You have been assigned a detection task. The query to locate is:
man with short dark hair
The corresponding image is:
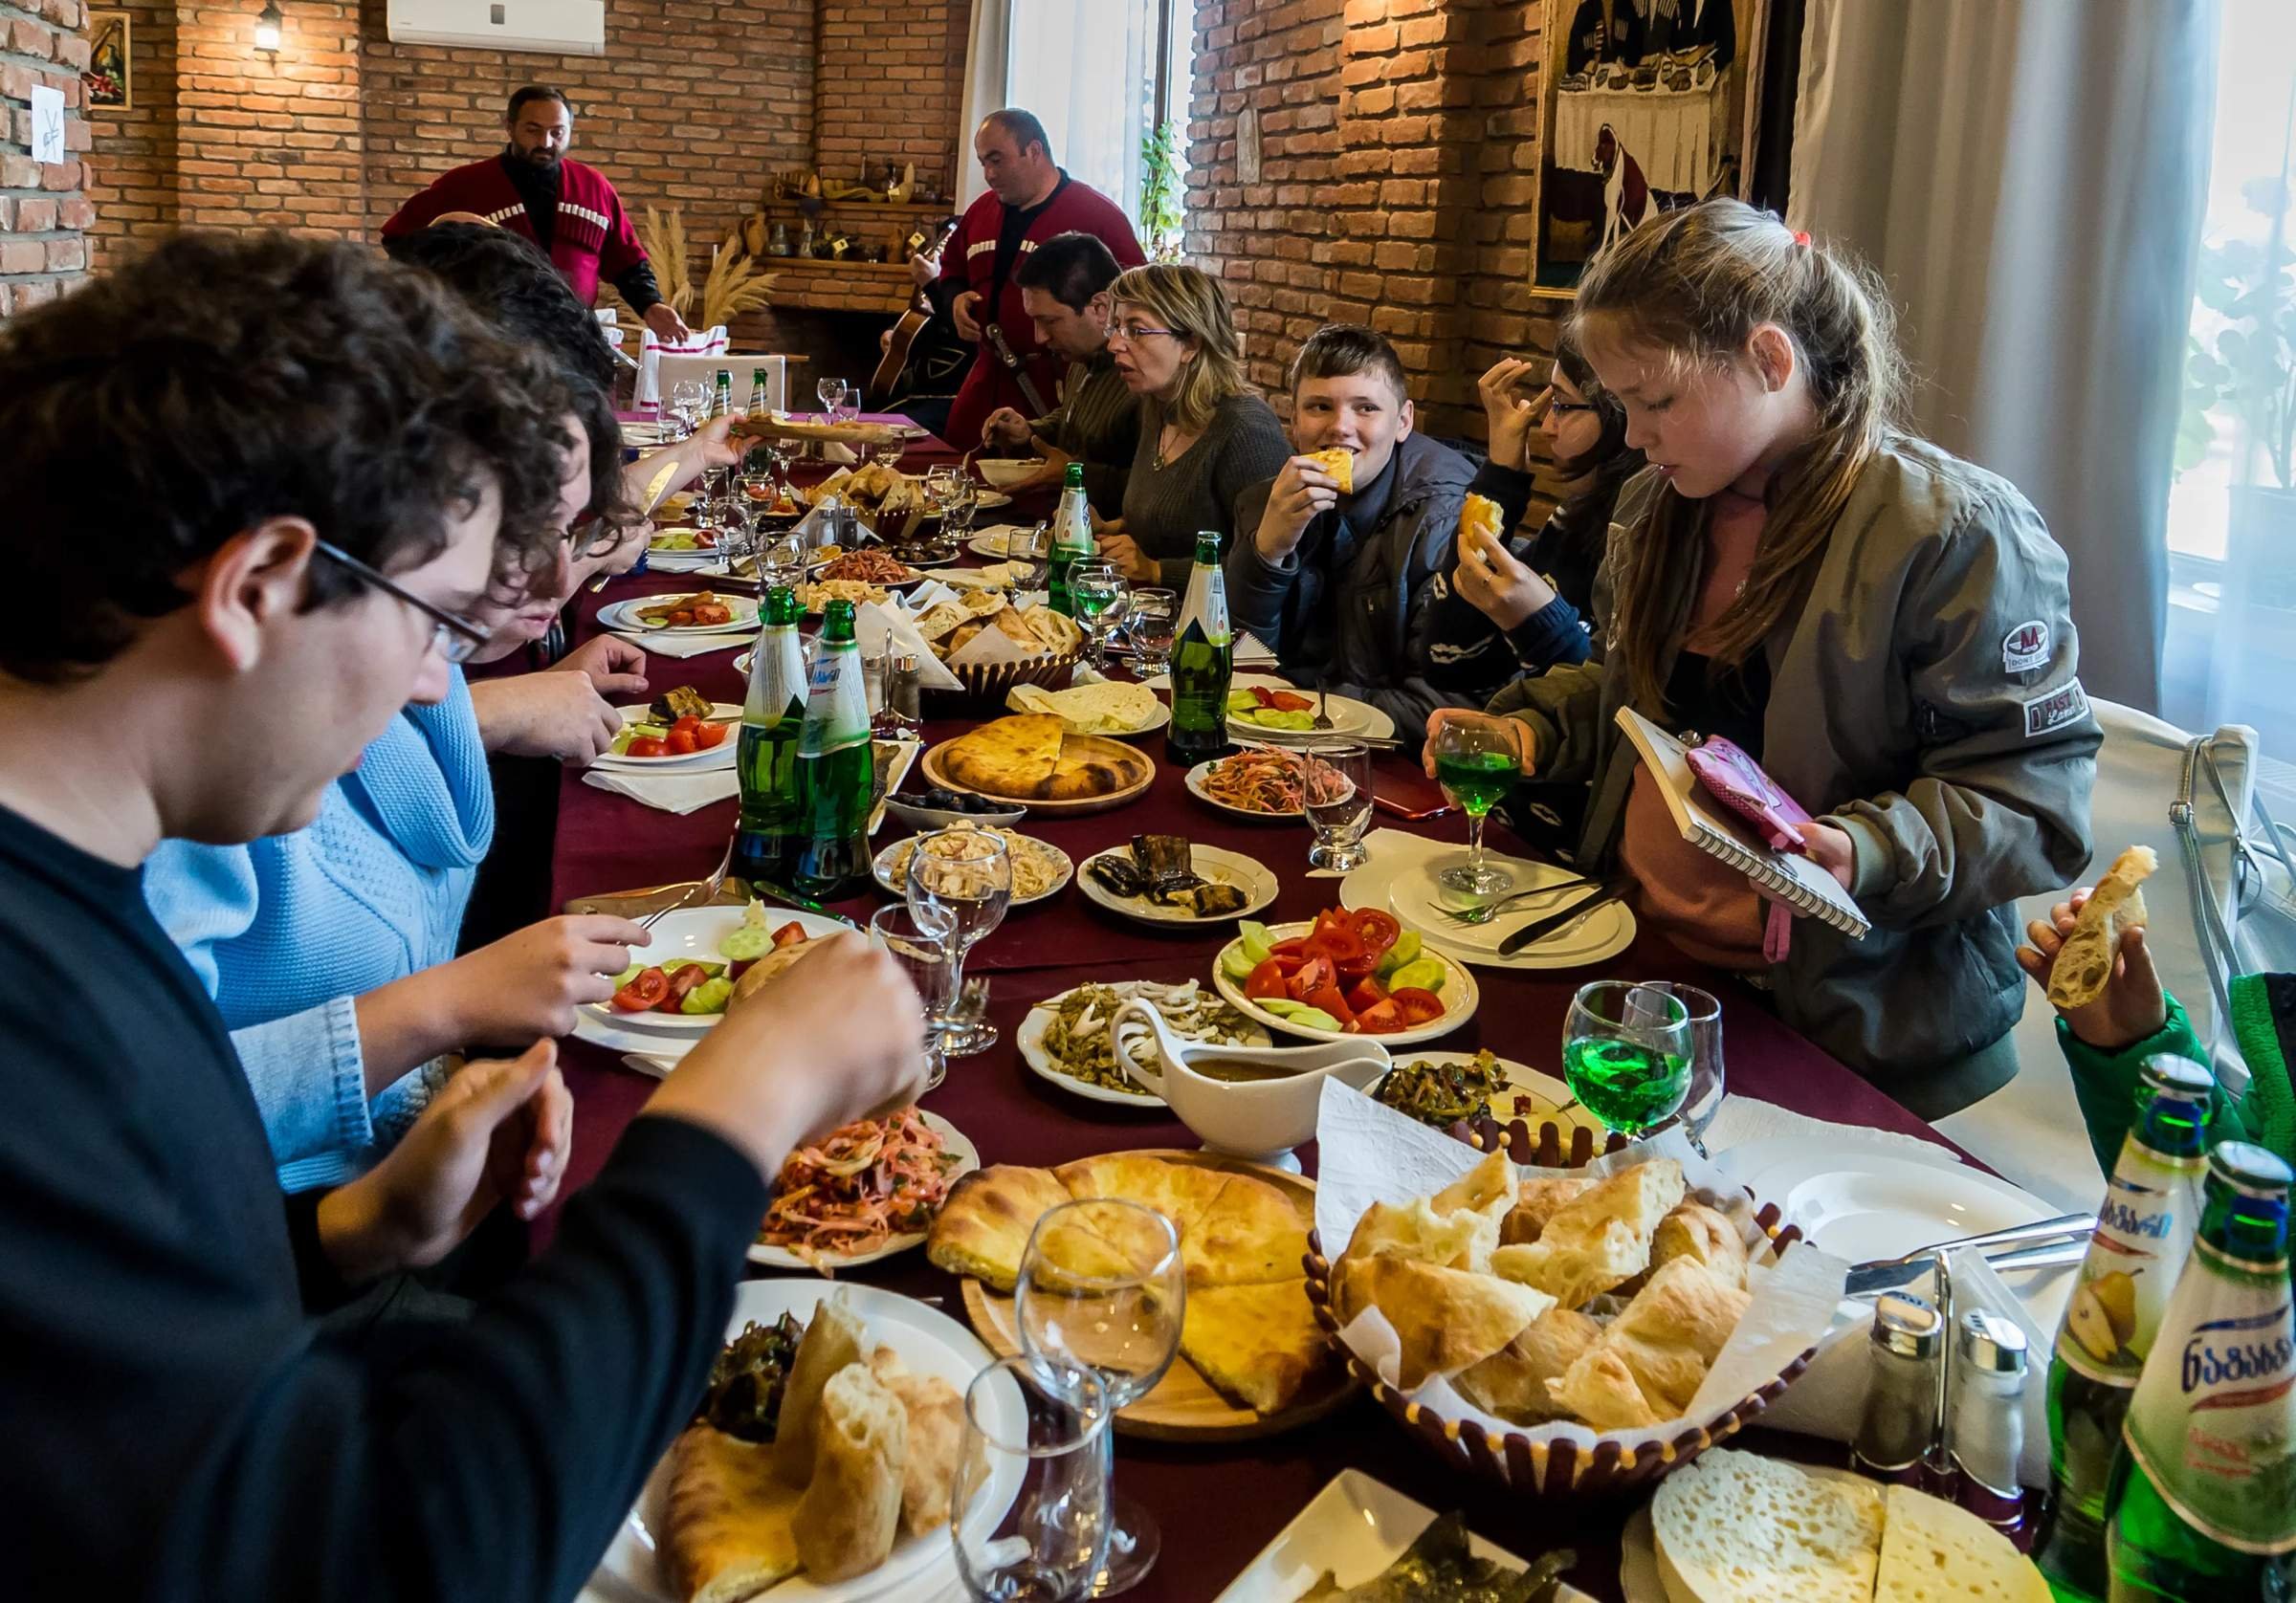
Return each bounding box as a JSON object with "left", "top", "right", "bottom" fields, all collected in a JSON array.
[
  {"left": 981, "top": 231, "right": 1138, "bottom": 505},
  {"left": 0, "top": 231, "right": 925, "bottom": 1600},
  {"left": 1227, "top": 323, "right": 1480, "bottom": 728},
  {"left": 915, "top": 107, "right": 1145, "bottom": 452},
  {"left": 382, "top": 84, "right": 690, "bottom": 341}
]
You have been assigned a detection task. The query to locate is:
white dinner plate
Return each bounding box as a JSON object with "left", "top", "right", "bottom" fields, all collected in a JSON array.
[
  {"left": 596, "top": 593, "right": 762, "bottom": 634},
  {"left": 1743, "top": 1150, "right": 2057, "bottom": 1264},
  {"left": 575, "top": 905, "right": 853, "bottom": 1040},
  {"left": 1184, "top": 757, "right": 1305, "bottom": 821},
  {"left": 641, "top": 548, "right": 722, "bottom": 573},
  {"left": 1223, "top": 672, "right": 1397, "bottom": 744},
  {"left": 969, "top": 527, "right": 1048, "bottom": 562},
  {"left": 586, "top": 703, "right": 741, "bottom": 772},
  {"left": 1338, "top": 845, "right": 1637, "bottom": 972},
  {"left": 1377, "top": 1049, "right": 1609, "bottom": 1143},
  {"left": 1015, "top": 983, "right": 1274, "bottom": 1108},
  {"left": 1211, "top": 1468, "right": 1533, "bottom": 1601},
  {"left": 586, "top": 1280, "right": 1022, "bottom": 1603},
  {"left": 1210, "top": 920, "right": 1479, "bottom": 1047},
  {"left": 746, "top": 1111, "right": 982, "bottom": 1270},
  {"left": 1075, "top": 844, "right": 1279, "bottom": 926},
  {"left": 870, "top": 831, "right": 1073, "bottom": 907}
]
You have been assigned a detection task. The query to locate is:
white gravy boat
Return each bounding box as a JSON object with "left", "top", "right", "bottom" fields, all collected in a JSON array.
[{"left": 1110, "top": 999, "right": 1391, "bottom": 1171}]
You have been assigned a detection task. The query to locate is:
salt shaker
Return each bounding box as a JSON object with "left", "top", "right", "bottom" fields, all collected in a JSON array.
[
  {"left": 1948, "top": 1308, "right": 2030, "bottom": 1534},
  {"left": 886, "top": 652, "right": 923, "bottom": 732},
  {"left": 1850, "top": 1290, "right": 1943, "bottom": 1484}
]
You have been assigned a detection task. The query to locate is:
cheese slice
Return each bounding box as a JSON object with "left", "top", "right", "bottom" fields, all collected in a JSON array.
[
  {"left": 1875, "top": 1482, "right": 2050, "bottom": 1603},
  {"left": 1650, "top": 1448, "right": 1882, "bottom": 1603}
]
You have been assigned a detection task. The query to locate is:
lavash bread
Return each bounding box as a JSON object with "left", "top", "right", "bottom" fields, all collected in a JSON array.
[
  {"left": 1453, "top": 1305, "right": 1603, "bottom": 1424},
  {"left": 1501, "top": 1175, "right": 1597, "bottom": 1245},
  {"left": 865, "top": 1349, "right": 969, "bottom": 1538},
  {"left": 793, "top": 1364, "right": 908, "bottom": 1580},
  {"left": 1331, "top": 1254, "right": 1556, "bottom": 1391},
  {"left": 1546, "top": 1257, "right": 1752, "bottom": 1428},
  {"left": 1651, "top": 1202, "right": 1752, "bottom": 1290},
  {"left": 1490, "top": 1158, "right": 1687, "bottom": 1307},
  {"left": 2047, "top": 845, "right": 2157, "bottom": 1009},
  {"left": 1651, "top": 1448, "right": 1885, "bottom": 1603}
]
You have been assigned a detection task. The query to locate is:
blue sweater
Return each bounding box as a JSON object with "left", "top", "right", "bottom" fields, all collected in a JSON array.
[{"left": 144, "top": 670, "right": 495, "bottom": 1191}]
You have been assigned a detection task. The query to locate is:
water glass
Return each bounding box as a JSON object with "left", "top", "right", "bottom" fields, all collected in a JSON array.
[
  {"left": 870, "top": 435, "right": 905, "bottom": 471},
  {"left": 1640, "top": 980, "right": 1724, "bottom": 1153},
  {"left": 668, "top": 380, "right": 708, "bottom": 438},
  {"left": 1123, "top": 587, "right": 1177, "bottom": 674},
  {"left": 905, "top": 827, "right": 1011, "bottom": 1055},
  {"left": 1003, "top": 520, "right": 1050, "bottom": 599},
  {"left": 815, "top": 375, "right": 849, "bottom": 418},
  {"left": 868, "top": 904, "right": 951, "bottom": 1092},
  {"left": 1430, "top": 717, "right": 1519, "bottom": 897},
  {"left": 1016, "top": 1199, "right": 1183, "bottom": 1594},
  {"left": 941, "top": 474, "right": 982, "bottom": 541},
  {"left": 1069, "top": 560, "right": 1128, "bottom": 670},
  {"left": 1562, "top": 980, "right": 1692, "bottom": 1139},
  {"left": 1300, "top": 739, "right": 1373, "bottom": 871},
  {"left": 951, "top": 1356, "right": 1111, "bottom": 1603}
]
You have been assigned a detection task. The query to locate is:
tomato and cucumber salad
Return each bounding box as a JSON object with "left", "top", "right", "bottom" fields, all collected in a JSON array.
[
  {"left": 1219, "top": 908, "right": 1450, "bottom": 1034},
  {"left": 617, "top": 713, "right": 730, "bottom": 760},
  {"left": 607, "top": 918, "right": 809, "bottom": 1016}
]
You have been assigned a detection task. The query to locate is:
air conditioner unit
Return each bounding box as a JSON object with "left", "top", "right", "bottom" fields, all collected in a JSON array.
[{"left": 385, "top": 0, "right": 605, "bottom": 55}]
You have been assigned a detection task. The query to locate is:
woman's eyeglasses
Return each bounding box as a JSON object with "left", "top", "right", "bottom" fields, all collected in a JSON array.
[
  {"left": 1105, "top": 321, "right": 1180, "bottom": 346},
  {"left": 1548, "top": 398, "right": 1598, "bottom": 416},
  {"left": 311, "top": 538, "right": 493, "bottom": 664}
]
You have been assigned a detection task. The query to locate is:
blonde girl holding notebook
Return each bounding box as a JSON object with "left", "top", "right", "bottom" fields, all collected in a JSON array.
[{"left": 1422, "top": 199, "right": 2099, "bottom": 1117}]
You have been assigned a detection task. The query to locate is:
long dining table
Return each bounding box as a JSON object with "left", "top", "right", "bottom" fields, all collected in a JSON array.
[{"left": 540, "top": 428, "right": 1963, "bottom": 1601}]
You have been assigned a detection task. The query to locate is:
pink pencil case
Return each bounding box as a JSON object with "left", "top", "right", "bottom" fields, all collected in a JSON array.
[{"left": 1684, "top": 734, "right": 1813, "bottom": 962}]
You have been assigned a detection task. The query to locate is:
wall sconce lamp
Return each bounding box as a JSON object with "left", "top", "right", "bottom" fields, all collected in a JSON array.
[{"left": 254, "top": 0, "right": 282, "bottom": 55}]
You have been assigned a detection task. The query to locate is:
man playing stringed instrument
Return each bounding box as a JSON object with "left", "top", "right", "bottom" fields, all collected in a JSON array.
[{"left": 978, "top": 231, "right": 1140, "bottom": 507}]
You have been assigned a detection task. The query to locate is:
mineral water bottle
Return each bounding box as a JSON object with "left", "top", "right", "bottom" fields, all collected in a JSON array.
[
  {"left": 2103, "top": 1140, "right": 2296, "bottom": 1600},
  {"left": 1165, "top": 530, "right": 1232, "bottom": 768},
  {"left": 791, "top": 599, "right": 874, "bottom": 897},
  {"left": 747, "top": 366, "right": 771, "bottom": 417},
  {"left": 1046, "top": 461, "right": 1094, "bottom": 617},
  {"left": 714, "top": 367, "right": 734, "bottom": 421},
  {"left": 2038, "top": 1056, "right": 2216, "bottom": 1601},
  {"left": 732, "top": 585, "right": 806, "bottom": 886}
]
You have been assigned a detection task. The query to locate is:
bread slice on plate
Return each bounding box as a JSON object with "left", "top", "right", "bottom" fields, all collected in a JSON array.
[
  {"left": 662, "top": 1425, "right": 804, "bottom": 1603},
  {"left": 2046, "top": 844, "right": 2156, "bottom": 1010},
  {"left": 1650, "top": 1448, "right": 1884, "bottom": 1603},
  {"left": 1180, "top": 1277, "right": 1334, "bottom": 1413},
  {"left": 926, "top": 1164, "right": 1075, "bottom": 1292},
  {"left": 1182, "top": 1169, "right": 1308, "bottom": 1286}
]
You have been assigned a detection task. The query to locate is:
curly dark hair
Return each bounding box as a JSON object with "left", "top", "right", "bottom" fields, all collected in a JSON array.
[
  {"left": 383, "top": 222, "right": 631, "bottom": 545},
  {"left": 0, "top": 231, "right": 579, "bottom": 684}
]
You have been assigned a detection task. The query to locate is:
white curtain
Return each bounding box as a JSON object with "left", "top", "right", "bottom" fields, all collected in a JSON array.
[
  {"left": 1005, "top": 0, "right": 1162, "bottom": 219},
  {"left": 1789, "top": 0, "right": 2220, "bottom": 713},
  {"left": 957, "top": 0, "right": 1013, "bottom": 208}
]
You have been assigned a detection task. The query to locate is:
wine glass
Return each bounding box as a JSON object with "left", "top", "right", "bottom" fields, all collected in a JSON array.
[
  {"left": 1299, "top": 739, "right": 1373, "bottom": 871},
  {"left": 940, "top": 474, "right": 982, "bottom": 543},
  {"left": 668, "top": 380, "right": 708, "bottom": 440},
  {"left": 1123, "top": 586, "right": 1177, "bottom": 675},
  {"left": 905, "top": 827, "right": 1010, "bottom": 1055},
  {"left": 1562, "top": 980, "right": 1692, "bottom": 1139},
  {"left": 1069, "top": 560, "right": 1128, "bottom": 670},
  {"left": 869, "top": 904, "right": 952, "bottom": 1092},
  {"left": 815, "top": 375, "right": 848, "bottom": 420},
  {"left": 950, "top": 1355, "right": 1111, "bottom": 1603},
  {"left": 870, "top": 435, "right": 905, "bottom": 471},
  {"left": 1016, "top": 1199, "right": 1183, "bottom": 1595},
  {"left": 1004, "top": 519, "right": 1050, "bottom": 600},
  {"left": 1430, "top": 717, "right": 1521, "bottom": 897},
  {"left": 1640, "top": 980, "right": 1724, "bottom": 1155}
]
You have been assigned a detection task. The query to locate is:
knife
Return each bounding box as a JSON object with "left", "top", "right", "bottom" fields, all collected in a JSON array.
[
  {"left": 746, "top": 876, "right": 863, "bottom": 930},
  {"left": 1845, "top": 1236, "right": 2089, "bottom": 1299},
  {"left": 1495, "top": 886, "right": 1623, "bottom": 955}
]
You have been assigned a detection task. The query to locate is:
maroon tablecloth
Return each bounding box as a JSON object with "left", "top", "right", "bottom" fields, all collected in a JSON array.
[{"left": 541, "top": 443, "right": 1954, "bottom": 1600}]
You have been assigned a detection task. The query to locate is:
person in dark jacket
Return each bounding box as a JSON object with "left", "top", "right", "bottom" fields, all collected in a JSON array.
[{"left": 1226, "top": 324, "right": 1477, "bottom": 731}]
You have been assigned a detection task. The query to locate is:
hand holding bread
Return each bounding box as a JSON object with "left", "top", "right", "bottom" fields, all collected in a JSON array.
[{"left": 2015, "top": 846, "right": 2170, "bottom": 1051}]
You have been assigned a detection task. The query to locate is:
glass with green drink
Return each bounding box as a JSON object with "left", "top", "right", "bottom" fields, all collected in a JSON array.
[
  {"left": 1430, "top": 717, "right": 1520, "bottom": 896},
  {"left": 1562, "top": 980, "right": 1692, "bottom": 1137}
]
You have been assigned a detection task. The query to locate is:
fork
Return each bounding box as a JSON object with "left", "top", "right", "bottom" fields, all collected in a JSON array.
[
  {"left": 1435, "top": 871, "right": 1600, "bottom": 926},
  {"left": 638, "top": 835, "right": 737, "bottom": 932},
  {"left": 1312, "top": 683, "right": 1335, "bottom": 732}
]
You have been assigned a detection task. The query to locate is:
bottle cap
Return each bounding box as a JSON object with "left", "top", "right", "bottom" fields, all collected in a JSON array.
[
  {"left": 2140, "top": 1055, "right": 2216, "bottom": 1099},
  {"left": 1869, "top": 1291, "right": 1941, "bottom": 1360},
  {"left": 2210, "top": 1140, "right": 2295, "bottom": 1196},
  {"left": 1955, "top": 1309, "right": 2027, "bottom": 1374}
]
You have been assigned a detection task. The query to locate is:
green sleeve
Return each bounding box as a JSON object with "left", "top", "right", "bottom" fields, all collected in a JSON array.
[{"left": 2056, "top": 993, "right": 2248, "bottom": 1179}]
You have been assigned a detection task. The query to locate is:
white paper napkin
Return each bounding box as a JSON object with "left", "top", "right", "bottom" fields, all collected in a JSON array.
[
  {"left": 607, "top": 629, "right": 749, "bottom": 660},
  {"left": 1706, "top": 1095, "right": 1961, "bottom": 1171},
  {"left": 860, "top": 600, "right": 962, "bottom": 691},
  {"left": 581, "top": 765, "right": 740, "bottom": 814}
]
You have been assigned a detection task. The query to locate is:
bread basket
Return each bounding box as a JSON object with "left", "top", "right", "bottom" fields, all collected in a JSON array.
[
  {"left": 1301, "top": 1113, "right": 1817, "bottom": 1501},
  {"left": 936, "top": 650, "right": 1084, "bottom": 700}
]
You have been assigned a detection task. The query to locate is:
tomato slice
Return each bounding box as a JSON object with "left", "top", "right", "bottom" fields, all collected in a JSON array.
[
  {"left": 1267, "top": 690, "right": 1314, "bottom": 712},
  {"left": 771, "top": 920, "right": 808, "bottom": 948},
  {"left": 1245, "top": 958, "right": 1291, "bottom": 1000},
  {"left": 1300, "top": 983, "right": 1354, "bottom": 1025},
  {"left": 1267, "top": 936, "right": 1311, "bottom": 962},
  {"left": 694, "top": 721, "right": 728, "bottom": 750},
  {"left": 626, "top": 736, "right": 668, "bottom": 758},
  {"left": 1347, "top": 909, "right": 1402, "bottom": 956},
  {"left": 659, "top": 960, "right": 711, "bottom": 1011},
  {"left": 672, "top": 714, "right": 702, "bottom": 736},
  {"left": 1284, "top": 955, "right": 1336, "bottom": 1000},
  {"left": 1391, "top": 986, "right": 1446, "bottom": 1024},
  {"left": 1304, "top": 926, "right": 1365, "bottom": 965},
  {"left": 726, "top": 957, "right": 755, "bottom": 981},
  {"left": 1353, "top": 999, "right": 1405, "bottom": 1033},
  {"left": 1345, "top": 976, "right": 1388, "bottom": 1015},
  {"left": 666, "top": 727, "right": 698, "bottom": 755},
  {"left": 611, "top": 966, "right": 670, "bottom": 1012},
  {"left": 1251, "top": 686, "right": 1279, "bottom": 707}
]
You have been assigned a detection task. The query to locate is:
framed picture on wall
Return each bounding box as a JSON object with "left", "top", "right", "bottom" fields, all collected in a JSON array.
[
  {"left": 1530, "top": 0, "right": 1772, "bottom": 298},
  {"left": 85, "top": 11, "right": 130, "bottom": 111}
]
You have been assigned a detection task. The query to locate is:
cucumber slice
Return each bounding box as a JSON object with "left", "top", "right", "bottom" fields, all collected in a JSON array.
[
  {"left": 1376, "top": 929, "right": 1423, "bottom": 978},
  {"left": 1219, "top": 943, "right": 1258, "bottom": 982},
  {"left": 1238, "top": 920, "right": 1273, "bottom": 966},
  {"left": 1388, "top": 955, "right": 1446, "bottom": 994}
]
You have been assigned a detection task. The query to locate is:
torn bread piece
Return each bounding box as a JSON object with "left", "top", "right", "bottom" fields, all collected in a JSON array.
[{"left": 2046, "top": 845, "right": 2157, "bottom": 1010}]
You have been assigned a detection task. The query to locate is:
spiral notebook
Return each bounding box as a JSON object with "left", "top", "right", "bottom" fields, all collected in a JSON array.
[{"left": 1615, "top": 707, "right": 1870, "bottom": 939}]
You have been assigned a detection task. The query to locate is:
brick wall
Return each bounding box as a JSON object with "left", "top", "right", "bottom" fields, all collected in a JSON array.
[
  {"left": 0, "top": 0, "right": 95, "bottom": 313},
  {"left": 813, "top": 0, "right": 967, "bottom": 192},
  {"left": 1187, "top": 0, "right": 1559, "bottom": 457}
]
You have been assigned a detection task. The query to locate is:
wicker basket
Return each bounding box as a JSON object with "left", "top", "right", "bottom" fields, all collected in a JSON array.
[
  {"left": 933, "top": 650, "right": 1084, "bottom": 701},
  {"left": 1302, "top": 1112, "right": 1816, "bottom": 1501}
]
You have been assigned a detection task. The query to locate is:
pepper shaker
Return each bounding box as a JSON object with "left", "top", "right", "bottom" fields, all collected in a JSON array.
[
  {"left": 885, "top": 652, "right": 922, "bottom": 734},
  {"left": 1850, "top": 1289, "right": 1944, "bottom": 1484},
  {"left": 1948, "top": 1308, "right": 2030, "bottom": 1534}
]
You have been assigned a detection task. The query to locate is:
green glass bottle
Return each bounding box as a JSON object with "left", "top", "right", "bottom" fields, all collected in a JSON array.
[
  {"left": 1046, "top": 461, "right": 1093, "bottom": 617},
  {"left": 2038, "top": 1056, "right": 2217, "bottom": 1602},
  {"left": 1165, "top": 530, "right": 1232, "bottom": 768},
  {"left": 791, "top": 599, "right": 874, "bottom": 897},
  {"left": 2104, "top": 1140, "right": 2296, "bottom": 1600},
  {"left": 748, "top": 365, "right": 771, "bottom": 417},
  {"left": 732, "top": 585, "right": 806, "bottom": 887},
  {"left": 714, "top": 367, "right": 734, "bottom": 420}
]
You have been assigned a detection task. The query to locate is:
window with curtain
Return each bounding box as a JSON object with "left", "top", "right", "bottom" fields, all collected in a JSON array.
[
  {"left": 2163, "top": 0, "right": 2296, "bottom": 800},
  {"left": 1005, "top": 0, "right": 1194, "bottom": 253}
]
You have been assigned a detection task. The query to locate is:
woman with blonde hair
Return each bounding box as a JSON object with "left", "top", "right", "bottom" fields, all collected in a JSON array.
[
  {"left": 1095, "top": 262, "right": 1289, "bottom": 588},
  {"left": 1423, "top": 198, "right": 2099, "bottom": 1114}
]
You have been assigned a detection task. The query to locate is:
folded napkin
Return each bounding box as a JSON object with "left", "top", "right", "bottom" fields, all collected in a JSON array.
[
  {"left": 1707, "top": 1095, "right": 1961, "bottom": 1172},
  {"left": 607, "top": 628, "right": 749, "bottom": 660},
  {"left": 582, "top": 764, "right": 740, "bottom": 814},
  {"left": 858, "top": 599, "right": 960, "bottom": 690},
  {"left": 1234, "top": 630, "right": 1277, "bottom": 665}
]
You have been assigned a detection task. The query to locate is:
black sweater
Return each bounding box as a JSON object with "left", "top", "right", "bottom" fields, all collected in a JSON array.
[
  {"left": 0, "top": 801, "right": 766, "bottom": 1602},
  {"left": 1424, "top": 460, "right": 1601, "bottom": 702}
]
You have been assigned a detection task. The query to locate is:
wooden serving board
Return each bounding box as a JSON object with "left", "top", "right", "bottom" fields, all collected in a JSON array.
[
  {"left": 919, "top": 732, "right": 1155, "bottom": 817},
  {"left": 737, "top": 417, "right": 905, "bottom": 446},
  {"left": 956, "top": 1149, "right": 1360, "bottom": 1441}
]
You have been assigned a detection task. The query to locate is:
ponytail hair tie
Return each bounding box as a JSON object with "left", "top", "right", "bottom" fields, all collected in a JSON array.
[{"left": 1792, "top": 230, "right": 1812, "bottom": 249}]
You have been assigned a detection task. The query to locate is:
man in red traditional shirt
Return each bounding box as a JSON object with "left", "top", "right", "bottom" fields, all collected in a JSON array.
[
  {"left": 382, "top": 85, "right": 692, "bottom": 342},
  {"left": 913, "top": 108, "right": 1145, "bottom": 451}
]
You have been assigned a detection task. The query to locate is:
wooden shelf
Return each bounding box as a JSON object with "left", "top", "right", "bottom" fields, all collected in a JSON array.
[{"left": 758, "top": 255, "right": 914, "bottom": 315}]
